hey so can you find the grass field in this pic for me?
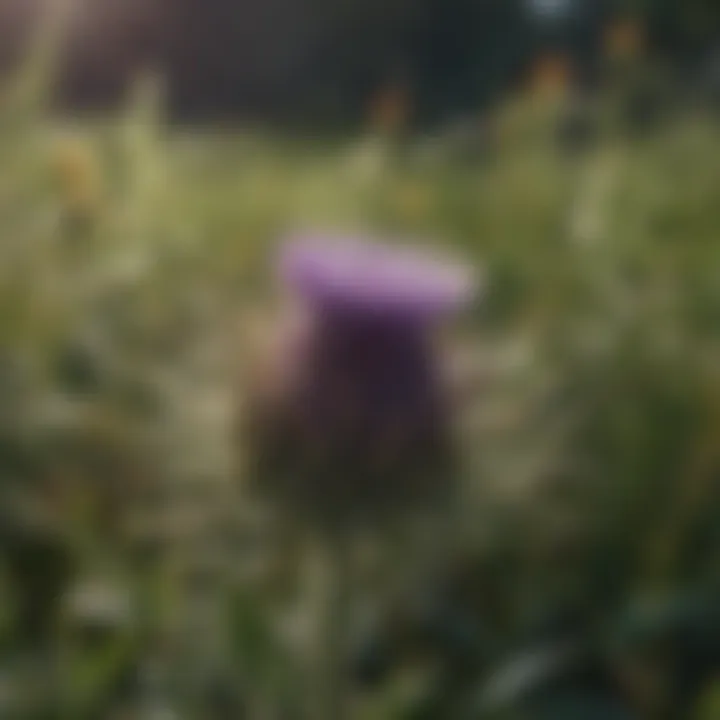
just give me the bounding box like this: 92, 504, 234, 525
1, 25, 720, 717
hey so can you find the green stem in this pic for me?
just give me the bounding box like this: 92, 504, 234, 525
317, 529, 353, 720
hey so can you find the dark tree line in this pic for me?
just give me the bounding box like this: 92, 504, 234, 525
159, 0, 612, 125
2, 0, 718, 125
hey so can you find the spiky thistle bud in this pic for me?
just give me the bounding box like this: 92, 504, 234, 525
239, 236, 477, 527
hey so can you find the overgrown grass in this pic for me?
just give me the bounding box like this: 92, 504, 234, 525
0, 11, 719, 716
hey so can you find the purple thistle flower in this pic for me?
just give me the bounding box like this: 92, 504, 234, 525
278, 235, 476, 321
243, 235, 478, 524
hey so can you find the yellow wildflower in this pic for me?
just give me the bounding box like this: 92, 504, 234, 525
604, 16, 646, 62
368, 82, 412, 137
528, 53, 573, 101
50, 135, 102, 215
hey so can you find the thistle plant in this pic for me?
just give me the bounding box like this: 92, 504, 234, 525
240, 234, 477, 718
244, 236, 478, 522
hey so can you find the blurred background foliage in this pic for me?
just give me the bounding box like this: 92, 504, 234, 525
0, 0, 719, 718
0, 0, 719, 125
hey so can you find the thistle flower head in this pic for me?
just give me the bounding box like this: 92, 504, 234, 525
243, 235, 478, 526
279, 235, 475, 321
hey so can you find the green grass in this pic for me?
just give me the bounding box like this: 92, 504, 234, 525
0, 27, 720, 715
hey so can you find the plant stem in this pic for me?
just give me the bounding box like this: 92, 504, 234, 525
316, 528, 353, 720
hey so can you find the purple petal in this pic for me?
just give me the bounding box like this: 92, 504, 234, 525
278, 235, 478, 320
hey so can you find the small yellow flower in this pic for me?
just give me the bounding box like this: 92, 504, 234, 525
604, 16, 646, 62
528, 53, 573, 101
50, 135, 102, 215
368, 82, 411, 137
